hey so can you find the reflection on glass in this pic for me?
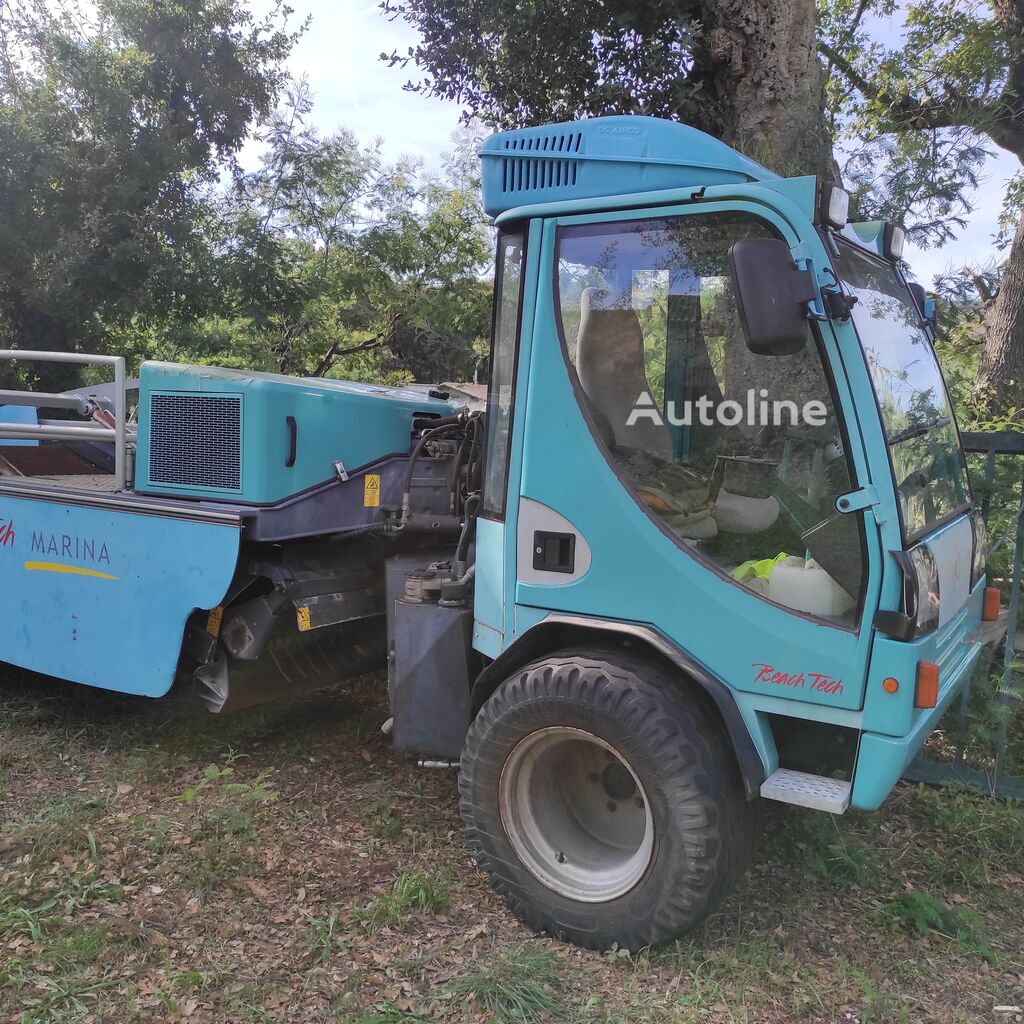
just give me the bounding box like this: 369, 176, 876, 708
482, 233, 524, 517
834, 240, 971, 540
555, 212, 866, 627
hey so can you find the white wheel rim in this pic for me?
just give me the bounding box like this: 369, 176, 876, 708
498, 726, 654, 903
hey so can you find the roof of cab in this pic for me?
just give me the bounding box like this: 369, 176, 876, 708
480, 115, 777, 220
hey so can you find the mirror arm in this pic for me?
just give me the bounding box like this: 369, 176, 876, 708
793, 257, 827, 321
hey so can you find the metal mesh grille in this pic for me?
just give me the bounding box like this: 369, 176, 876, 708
0, 446, 97, 476
148, 393, 242, 490
501, 131, 582, 195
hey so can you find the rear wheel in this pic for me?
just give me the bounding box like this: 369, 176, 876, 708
459, 648, 756, 950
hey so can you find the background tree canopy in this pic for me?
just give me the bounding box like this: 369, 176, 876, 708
0, 0, 1022, 422
0, 0, 491, 390
0, 0, 299, 384
819, 0, 1024, 417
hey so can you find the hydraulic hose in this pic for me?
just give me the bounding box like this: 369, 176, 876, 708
397, 416, 467, 529
454, 492, 481, 576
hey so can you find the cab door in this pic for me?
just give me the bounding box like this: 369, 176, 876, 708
511, 203, 884, 713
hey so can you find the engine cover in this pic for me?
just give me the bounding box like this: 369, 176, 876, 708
134, 362, 455, 503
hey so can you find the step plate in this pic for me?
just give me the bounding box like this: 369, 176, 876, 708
760, 768, 851, 814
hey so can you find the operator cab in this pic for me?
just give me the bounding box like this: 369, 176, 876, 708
474, 116, 983, 813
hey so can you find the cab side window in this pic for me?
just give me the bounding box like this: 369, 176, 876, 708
556, 212, 866, 626
482, 231, 525, 518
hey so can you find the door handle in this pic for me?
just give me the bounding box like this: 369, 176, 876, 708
285, 416, 297, 467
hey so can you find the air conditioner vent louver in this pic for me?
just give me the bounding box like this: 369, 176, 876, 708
148, 393, 242, 491
500, 131, 583, 195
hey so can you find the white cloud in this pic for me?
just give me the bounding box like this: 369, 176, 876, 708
250, 0, 463, 167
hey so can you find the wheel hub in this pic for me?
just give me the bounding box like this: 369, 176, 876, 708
498, 727, 654, 902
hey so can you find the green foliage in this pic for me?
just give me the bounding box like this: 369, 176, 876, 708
0, 0, 300, 383
379, 0, 705, 129
885, 890, 993, 958
2, 2, 488, 388
203, 86, 492, 381
912, 783, 1024, 871
307, 911, 345, 964
173, 759, 279, 899
819, 0, 1021, 248
445, 943, 565, 1024
355, 871, 451, 931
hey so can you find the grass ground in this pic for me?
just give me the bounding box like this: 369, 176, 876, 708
1, 668, 1023, 1024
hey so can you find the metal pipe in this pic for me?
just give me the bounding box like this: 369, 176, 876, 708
0, 390, 92, 414
114, 357, 126, 490
0, 424, 116, 442
0, 349, 124, 366
0, 350, 128, 491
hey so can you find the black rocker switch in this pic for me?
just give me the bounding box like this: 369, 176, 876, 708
533, 531, 576, 574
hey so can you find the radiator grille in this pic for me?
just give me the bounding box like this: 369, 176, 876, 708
148, 393, 242, 491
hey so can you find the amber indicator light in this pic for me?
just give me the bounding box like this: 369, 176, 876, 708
915, 662, 940, 709
983, 586, 1001, 621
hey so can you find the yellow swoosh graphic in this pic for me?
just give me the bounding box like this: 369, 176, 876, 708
24, 561, 118, 581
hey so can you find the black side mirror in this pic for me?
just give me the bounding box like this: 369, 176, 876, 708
728, 238, 816, 356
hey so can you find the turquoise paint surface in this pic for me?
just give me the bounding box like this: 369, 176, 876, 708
136, 363, 455, 503
0, 405, 39, 446
473, 516, 506, 658
512, 195, 884, 714
469, 162, 982, 813
853, 629, 983, 810
0, 494, 239, 696
481, 116, 776, 219
861, 556, 983, 738
473, 219, 544, 658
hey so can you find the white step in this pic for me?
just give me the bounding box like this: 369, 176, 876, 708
760, 768, 851, 814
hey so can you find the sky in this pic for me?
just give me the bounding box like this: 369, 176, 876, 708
248, 0, 462, 167
253, 0, 1012, 287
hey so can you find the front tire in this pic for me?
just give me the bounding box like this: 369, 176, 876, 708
459, 648, 756, 950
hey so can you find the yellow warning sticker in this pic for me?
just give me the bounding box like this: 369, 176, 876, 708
206, 606, 224, 637
363, 474, 381, 508
296, 605, 311, 632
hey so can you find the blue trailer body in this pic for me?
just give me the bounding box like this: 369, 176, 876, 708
0, 491, 239, 696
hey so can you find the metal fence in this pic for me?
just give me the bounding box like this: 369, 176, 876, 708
905, 430, 1024, 800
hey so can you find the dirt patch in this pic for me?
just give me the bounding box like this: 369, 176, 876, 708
1, 669, 1022, 1023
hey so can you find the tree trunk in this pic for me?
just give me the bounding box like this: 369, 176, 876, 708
693, 0, 836, 181
978, 211, 1024, 417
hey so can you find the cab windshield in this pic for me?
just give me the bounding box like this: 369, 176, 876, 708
833, 238, 971, 543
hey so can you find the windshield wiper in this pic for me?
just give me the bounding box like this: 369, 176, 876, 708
888, 416, 952, 446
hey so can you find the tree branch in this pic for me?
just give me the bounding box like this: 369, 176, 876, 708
310, 337, 386, 377
309, 315, 402, 377
818, 39, 1024, 161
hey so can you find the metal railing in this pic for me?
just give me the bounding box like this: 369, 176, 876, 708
905, 430, 1024, 800
0, 350, 128, 490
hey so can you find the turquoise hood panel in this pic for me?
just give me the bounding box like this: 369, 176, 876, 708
135, 363, 456, 504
